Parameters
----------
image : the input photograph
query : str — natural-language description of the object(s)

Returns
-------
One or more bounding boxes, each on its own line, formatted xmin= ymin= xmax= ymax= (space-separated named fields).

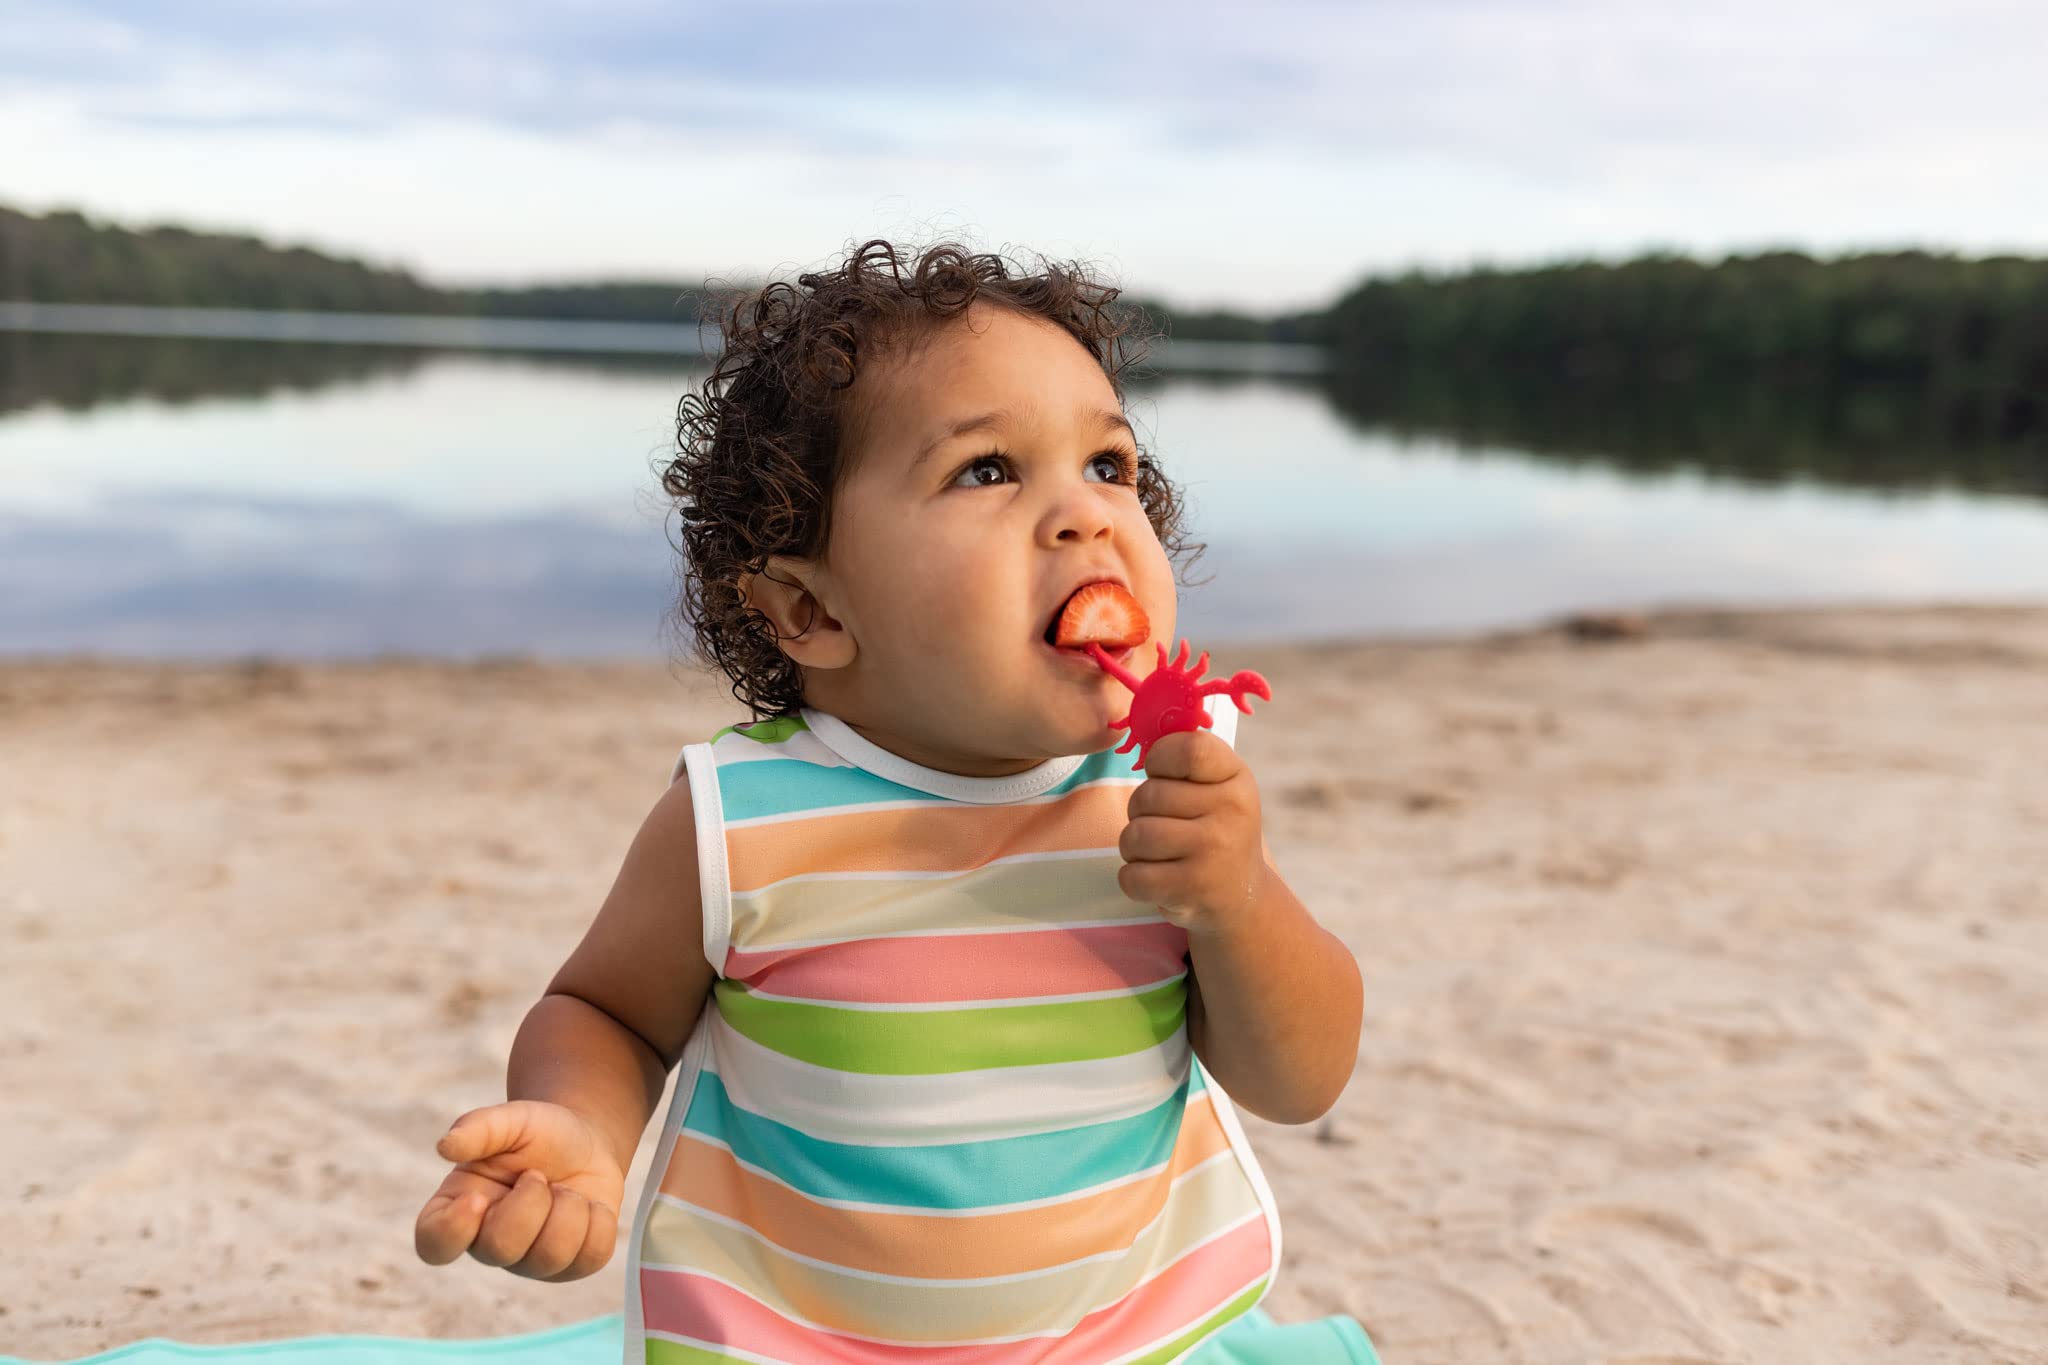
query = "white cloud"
xmin=2 ymin=0 xmax=2045 ymax=308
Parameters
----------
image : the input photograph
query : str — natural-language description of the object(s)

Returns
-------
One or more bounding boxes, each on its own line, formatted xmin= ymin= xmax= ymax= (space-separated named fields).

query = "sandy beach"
xmin=3 ymin=604 xmax=2045 ymax=1364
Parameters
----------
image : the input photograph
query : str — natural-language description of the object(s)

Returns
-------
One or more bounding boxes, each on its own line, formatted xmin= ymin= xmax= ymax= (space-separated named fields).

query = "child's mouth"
xmin=1041 ymin=582 xmax=1146 ymax=669
xmin=1042 ymin=636 xmax=1135 ymax=669
xmin=1040 ymin=611 xmax=1136 ymax=669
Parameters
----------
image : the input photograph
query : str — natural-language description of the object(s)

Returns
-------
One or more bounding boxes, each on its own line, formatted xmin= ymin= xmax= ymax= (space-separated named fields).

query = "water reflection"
xmin=3 ymin=333 xmax=2047 ymax=657
xmin=1 ymin=490 xmax=669 ymax=656
xmin=4 ymin=332 xmax=2040 ymax=499
xmin=0 ymin=332 xmax=431 ymax=417
xmin=1321 ymin=370 xmax=2048 ymax=500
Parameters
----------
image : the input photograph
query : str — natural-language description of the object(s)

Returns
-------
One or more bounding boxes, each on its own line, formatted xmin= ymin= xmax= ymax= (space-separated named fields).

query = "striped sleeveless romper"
xmin=621 ymin=694 xmax=1283 ymax=1364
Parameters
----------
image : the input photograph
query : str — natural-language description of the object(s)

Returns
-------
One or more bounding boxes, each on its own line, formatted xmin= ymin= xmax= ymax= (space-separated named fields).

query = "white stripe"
xmin=700 ymin=688 xmax=1233 ymax=772
xmin=622 ymin=1003 xmax=716 ymax=1363
xmin=727 ymin=796 xmax=949 ymax=828
xmin=707 ymin=727 xmax=847 ymax=765
xmin=638 ymin=1208 xmax=1269 ymax=1351
xmin=802 ymin=706 xmax=1094 ymax=805
xmin=652 ymin=1152 xmax=1246 ymax=1289
xmin=731 ymin=913 xmax=1168 ymax=953
xmin=735 ymin=970 xmax=1186 ymax=1013
xmin=1194 ymin=1055 xmax=1285 ymax=1308
xmin=703 ymin=1012 xmax=1190 ymax=1147
xmin=723 ymin=773 xmax=1141 ymax=830
xmin=729 ymin=846 xmax=1122 ymax=899
xmin=695 ymin=692 xmax=1234 ymax=785
xmin=681 ymin=742 xmax=732 ymax=978
xmin=1205 ymin=691 xmax=1240 ymax=751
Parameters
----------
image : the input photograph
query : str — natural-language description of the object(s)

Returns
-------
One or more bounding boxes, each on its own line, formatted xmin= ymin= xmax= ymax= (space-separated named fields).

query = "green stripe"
xmin=715 ymin=978 xmax=1186 ymax=1075
xmin=646 ymin=1336 xmax=738 ymax=1364
xmin=1129 ymin=1279 xmax=1269 ymax=1365
xmin=709 ymin=714 xmax=809 ymax=744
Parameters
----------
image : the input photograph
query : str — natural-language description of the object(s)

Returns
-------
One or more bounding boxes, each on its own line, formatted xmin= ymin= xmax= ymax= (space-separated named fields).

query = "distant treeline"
xmin=0 ymin=205 xmax=719 ymax=322
xmin=1324 ymin=252 xmax=2048 ymax=442
xmin=0 ymin=204 xmax=1312 ymax=342
xmin=0 ymin=206 xmax=450 ymax=313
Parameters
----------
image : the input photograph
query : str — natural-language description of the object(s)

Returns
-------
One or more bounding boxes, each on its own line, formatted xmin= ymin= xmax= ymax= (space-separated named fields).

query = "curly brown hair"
xmin=660 ymin=238 xmax=1209 ymax=721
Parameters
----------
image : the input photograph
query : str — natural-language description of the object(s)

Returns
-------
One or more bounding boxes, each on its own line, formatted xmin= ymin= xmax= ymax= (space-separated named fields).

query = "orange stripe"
xmin=726 ymin=784 xmax=1133 ymax=893
xmin=657 ymin=1093 xmax=1233 ymax=1279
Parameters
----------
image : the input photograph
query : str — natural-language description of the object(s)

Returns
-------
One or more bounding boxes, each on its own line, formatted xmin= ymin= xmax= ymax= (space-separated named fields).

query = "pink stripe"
xmin=639 ymin=1215 xmax=1270 ymax=1363
xmin=722 ymin=921 xmax=1190 ymax=1004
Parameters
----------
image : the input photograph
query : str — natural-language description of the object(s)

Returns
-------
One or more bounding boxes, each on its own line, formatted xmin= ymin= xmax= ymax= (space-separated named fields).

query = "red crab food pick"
xmin=1050 ymin=581 xmax=1273 ymax=771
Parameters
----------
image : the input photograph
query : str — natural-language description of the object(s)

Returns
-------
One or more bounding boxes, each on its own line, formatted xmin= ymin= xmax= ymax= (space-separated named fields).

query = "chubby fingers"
xmin=415 ymin=1167 xmax=617 ymax=1280
xmin=469 ymin=1168 xmax=556 ymax=1269
xmin=1138 ymin=730 xmax=1239 ymax=783
xmin=415 ymin=1171 xmax=502 ymax=1265
xmin=1119 ymin=814 xmax=1200 ymax=865
xmin=474 ymin=1170 xmax=618 ymax=1281
xmin=1126 ymin=775 xmax=1217 ymax=822
xmin=529 ymin=1186 xmax=620 ymax=1282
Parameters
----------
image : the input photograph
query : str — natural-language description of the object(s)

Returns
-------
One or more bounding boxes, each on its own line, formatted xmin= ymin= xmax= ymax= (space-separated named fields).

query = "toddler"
xmin=414 ymin=240 xmax=1368 ymax=1363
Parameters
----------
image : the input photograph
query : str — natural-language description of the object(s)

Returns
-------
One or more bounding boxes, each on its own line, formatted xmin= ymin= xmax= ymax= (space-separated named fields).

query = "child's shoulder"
xmin=671 ymin=712 xmax=814 ymax=786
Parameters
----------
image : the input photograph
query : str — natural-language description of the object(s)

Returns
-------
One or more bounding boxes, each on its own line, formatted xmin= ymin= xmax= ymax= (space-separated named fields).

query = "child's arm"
xmin=1118 ymin=730 xmax=1362 ymax=1125
xmin=415 ymin=774 xmax=715 ymax=1280
xmin=1182 ymin=851 xmax=1361 ymax=1124
xmin=516 ymin=773 xmax=715 ymax=1173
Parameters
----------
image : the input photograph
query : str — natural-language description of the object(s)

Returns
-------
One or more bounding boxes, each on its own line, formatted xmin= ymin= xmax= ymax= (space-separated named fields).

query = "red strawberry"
xmin=1052 ymin=582 xmax=1150 ymax=650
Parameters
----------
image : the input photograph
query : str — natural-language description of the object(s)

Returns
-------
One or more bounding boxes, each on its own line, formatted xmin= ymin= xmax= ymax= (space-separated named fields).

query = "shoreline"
xmin=7 ymin=596 xmax=2048 ymax=667
xmin=4 ymin=603 xmax=2044 ymax=1362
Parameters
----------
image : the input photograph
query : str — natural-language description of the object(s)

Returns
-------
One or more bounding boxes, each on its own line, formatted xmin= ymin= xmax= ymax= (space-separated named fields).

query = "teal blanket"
xmin=4 ymin=1308 xmax=1378 ymax=1364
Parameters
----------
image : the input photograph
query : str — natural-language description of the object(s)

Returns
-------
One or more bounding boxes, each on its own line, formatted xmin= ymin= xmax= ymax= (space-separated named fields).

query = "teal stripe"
xmin=678 ymin=1068 xmax=1205 ymax=1210
xmin=717 ymin=745 xmax=1141 ymax=822
xmin=718 ymin=758 xmax=953 ymax=821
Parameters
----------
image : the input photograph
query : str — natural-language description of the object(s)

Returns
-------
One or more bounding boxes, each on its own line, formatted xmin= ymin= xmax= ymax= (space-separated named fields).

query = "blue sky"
xmin=3 ymin=0 xmax=2045 ymax=310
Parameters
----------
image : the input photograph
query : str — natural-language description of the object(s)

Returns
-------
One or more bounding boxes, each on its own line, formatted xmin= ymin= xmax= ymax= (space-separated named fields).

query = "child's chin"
xmin=1042 ymin=698 xmax=1128 ymax=753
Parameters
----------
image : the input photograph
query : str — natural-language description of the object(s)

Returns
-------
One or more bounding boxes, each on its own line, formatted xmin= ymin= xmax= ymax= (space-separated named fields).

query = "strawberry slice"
xmin=1052 ymin=582 xmax=1150 ymax=650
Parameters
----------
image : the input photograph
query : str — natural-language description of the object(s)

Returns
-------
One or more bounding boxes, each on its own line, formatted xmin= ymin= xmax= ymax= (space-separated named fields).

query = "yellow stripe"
xmin=727 ymin=850 xmax=1156 ymax=950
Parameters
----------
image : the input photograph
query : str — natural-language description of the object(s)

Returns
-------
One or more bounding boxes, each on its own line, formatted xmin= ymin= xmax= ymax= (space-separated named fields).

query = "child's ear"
xmin=740 ymin=555 xmax=857 ymax=670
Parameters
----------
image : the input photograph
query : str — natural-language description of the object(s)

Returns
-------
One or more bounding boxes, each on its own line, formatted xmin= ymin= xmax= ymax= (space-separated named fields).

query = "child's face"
xmin=754 ymin=302 xmax=1177 ymax=777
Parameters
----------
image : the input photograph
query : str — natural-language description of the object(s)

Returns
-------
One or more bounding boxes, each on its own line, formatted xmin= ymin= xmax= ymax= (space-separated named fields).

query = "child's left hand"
xmin=1116 ymin=730 xmax=1269 ymax=932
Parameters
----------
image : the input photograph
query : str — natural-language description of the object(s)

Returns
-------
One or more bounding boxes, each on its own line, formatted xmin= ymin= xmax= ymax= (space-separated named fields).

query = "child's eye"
xmin=1094 ymin=449 xmax=1141 ymax=483
xmin=952 ymin=455 xmax=1010 ymax=488
xmin=949 ymin=450 xmax=1139 ymax=488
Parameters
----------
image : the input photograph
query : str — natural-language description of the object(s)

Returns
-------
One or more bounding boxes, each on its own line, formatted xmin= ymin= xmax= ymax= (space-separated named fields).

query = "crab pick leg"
xmin=1084 ymin=641 xmax=1146 ymax=693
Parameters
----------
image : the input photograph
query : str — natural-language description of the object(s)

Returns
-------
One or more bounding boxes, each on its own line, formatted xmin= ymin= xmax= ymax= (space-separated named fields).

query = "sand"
xmin=2 ymin=605 xmax=2045 ymax=1364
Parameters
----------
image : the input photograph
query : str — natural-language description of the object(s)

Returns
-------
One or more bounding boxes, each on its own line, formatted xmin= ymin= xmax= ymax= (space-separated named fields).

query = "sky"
xmin=3 ymin=0 xmax=2046 ymax=312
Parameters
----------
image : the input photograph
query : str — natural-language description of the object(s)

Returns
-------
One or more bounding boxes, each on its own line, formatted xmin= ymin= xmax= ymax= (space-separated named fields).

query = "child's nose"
xmin=1043 ymin=490 xmax=1115 ymax=544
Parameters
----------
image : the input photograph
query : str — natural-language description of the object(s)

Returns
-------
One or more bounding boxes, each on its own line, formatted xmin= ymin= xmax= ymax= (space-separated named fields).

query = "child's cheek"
xmin=896 ymin=538 xmax=1002 ymax=654
xmin=1132 ymin=547 xmax=1178 ymax=644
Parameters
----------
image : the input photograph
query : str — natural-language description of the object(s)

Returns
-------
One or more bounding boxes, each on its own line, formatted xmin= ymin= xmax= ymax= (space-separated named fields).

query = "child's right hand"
xmin=414 ymin=1099 xmax=626 ymax=1280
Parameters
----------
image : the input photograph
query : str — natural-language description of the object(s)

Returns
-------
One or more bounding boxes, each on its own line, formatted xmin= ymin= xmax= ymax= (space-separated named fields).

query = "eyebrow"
xmin=908 ymin=405 xmax=1136 ymax=475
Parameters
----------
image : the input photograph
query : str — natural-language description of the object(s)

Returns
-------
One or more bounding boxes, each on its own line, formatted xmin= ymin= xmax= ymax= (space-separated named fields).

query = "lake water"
xmin=5 ymin=332 xmax=2048 ymax=657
